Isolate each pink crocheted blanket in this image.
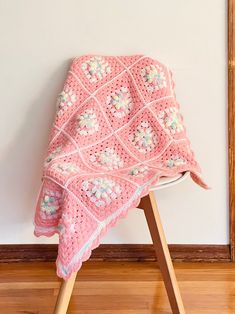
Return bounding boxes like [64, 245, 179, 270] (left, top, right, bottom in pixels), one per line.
[34, 55, 209, 279]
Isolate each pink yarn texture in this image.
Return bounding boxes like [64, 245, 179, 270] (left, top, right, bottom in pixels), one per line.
[34, 55, 209, 279]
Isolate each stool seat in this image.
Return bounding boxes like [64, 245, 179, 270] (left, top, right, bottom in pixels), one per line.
[150, 171, 190, 191]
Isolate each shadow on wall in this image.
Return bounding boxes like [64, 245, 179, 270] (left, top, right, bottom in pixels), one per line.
[0, 59, 71, 225]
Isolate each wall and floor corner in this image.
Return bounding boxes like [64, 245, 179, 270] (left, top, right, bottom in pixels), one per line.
[0, 0, 230, 261]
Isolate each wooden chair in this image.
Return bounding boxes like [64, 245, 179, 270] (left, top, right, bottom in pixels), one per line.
[54, 171, 189, 314]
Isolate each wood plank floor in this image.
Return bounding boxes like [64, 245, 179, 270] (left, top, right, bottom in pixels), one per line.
[0, 261, 235, 314]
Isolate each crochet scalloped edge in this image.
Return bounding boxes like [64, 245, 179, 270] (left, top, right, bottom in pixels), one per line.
[34, 168, 209, 280]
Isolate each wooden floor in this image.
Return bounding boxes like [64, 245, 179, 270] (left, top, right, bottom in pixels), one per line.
[0, 261, 235, 314]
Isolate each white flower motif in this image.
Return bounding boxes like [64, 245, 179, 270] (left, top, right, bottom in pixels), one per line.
[77, 109, 99, 135]
[45, 146, 62, 165]
[56, 86, 77, 116]
[158, 108, 184, 134]
[166, 156, 186, 168]
[82, 177, 121, 207]
[51, 162, 79, 174]
[81, 56, 111, 83]
[57, 223, 65, 235]
[62, 213, 76, 234]
[40, 190, 61, 216]
[107, 86, 132, 118]
[129, 121, 157, 153]
[141, 64, 167, 92]
[89, 148, 124, 170]
[129, 165, 149, 176]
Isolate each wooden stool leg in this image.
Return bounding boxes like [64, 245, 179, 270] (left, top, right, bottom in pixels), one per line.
[54, 271, 78, 314]
[139, 191, 185, 314]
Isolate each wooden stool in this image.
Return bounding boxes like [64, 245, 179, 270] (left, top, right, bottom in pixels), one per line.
[54, 171, 189, 314]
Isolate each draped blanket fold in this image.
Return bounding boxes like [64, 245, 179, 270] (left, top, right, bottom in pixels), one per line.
[34, 55, 209, 279]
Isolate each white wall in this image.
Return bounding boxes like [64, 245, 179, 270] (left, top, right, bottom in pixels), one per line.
[0, 0, 228, 245]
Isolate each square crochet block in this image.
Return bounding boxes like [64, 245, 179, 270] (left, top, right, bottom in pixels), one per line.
[34, 55, 209, 279]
